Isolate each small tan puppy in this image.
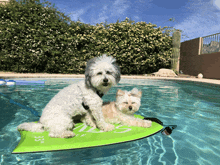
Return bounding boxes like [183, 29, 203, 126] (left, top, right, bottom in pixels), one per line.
[101, 88, 152, 127]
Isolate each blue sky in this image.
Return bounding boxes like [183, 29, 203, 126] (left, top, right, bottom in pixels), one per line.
[16, 0, 220, 43]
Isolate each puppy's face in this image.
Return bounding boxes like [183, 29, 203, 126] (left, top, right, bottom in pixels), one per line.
[90, 62, 117, 94]
[115, 88, 142, 115]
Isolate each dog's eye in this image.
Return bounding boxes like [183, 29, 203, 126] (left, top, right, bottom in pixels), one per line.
[124, 102, 128, 104]
[97, 72, 102, 75]
[132, 102, 136, 104]
[106, 71, 111, 74]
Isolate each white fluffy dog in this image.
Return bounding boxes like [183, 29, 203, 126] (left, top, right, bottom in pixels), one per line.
[17, 54, 121, 138]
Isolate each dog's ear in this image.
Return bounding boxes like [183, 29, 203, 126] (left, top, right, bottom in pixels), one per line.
[131, 88, 138, 93]
[116, 89, 125, 96]
[136, 91, 142, 98]
[131, 88, 142, 98]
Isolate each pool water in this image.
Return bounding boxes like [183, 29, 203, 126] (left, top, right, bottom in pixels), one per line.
[0, 78, 220, 165]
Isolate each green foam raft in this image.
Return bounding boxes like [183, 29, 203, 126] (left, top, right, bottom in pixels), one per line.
[12, 115, 163, 153]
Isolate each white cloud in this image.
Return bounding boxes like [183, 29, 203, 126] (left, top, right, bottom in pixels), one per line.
[66, 0, 131, 26]
[133, 15, 140, 21]
[111, 0, 130, 16]
[213, 0, 220, 10]
[175, 14, 217, 40]
[174, 0, 220, 42]
[70, 8, 87, 22]
[90, 0, 131, 25]
[95, 5, 109, 24]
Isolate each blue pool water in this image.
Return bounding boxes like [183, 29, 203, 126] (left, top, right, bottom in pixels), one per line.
[0, 78, 220, 165]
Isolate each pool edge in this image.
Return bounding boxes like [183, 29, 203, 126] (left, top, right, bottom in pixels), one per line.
[0, 72, 220, 86]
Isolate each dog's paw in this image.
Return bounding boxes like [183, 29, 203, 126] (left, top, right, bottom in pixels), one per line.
[98, 122, 115, 132]
[17, 122, 44, 132]
[49, 130, 75, 138]
[17, 123, 29, 131]
[142, 120, 152, 128]
[88, 122, 97, 128]
[83, 119, 97, 128]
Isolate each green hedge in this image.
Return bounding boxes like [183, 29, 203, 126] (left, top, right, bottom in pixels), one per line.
[0, 0, 173, 74]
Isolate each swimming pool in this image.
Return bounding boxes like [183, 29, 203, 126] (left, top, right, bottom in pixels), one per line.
[0, 78, 220, 165]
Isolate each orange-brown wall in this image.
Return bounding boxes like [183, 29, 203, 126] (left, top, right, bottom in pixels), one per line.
[180, 37, 220, 80]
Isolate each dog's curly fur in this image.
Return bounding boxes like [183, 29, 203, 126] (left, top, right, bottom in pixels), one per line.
[17, 54, 121, 138]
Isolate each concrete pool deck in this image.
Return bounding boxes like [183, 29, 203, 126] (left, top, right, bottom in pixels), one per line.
[0, 71, 220, 86]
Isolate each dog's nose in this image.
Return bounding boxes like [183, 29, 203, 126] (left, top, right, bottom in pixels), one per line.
[129, 106, 132, 110]
[103, 78, 108, 83]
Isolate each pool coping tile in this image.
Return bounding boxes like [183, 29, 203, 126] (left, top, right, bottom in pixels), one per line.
[0, 72, 220, 86]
